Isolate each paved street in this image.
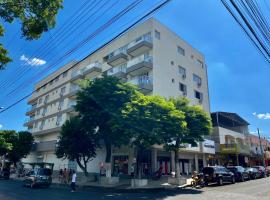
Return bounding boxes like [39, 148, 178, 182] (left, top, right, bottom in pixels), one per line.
[0, 178, 270, 200]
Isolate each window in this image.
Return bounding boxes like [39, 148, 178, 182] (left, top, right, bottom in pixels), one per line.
[155, 30, 160, 39]
[194, 90, 203, 103]
[36, 109, 40, 115]
[178, 66, 186, 79]
[177, 46, 185, 56]
[44, 95, 49, 104]
[40, 120, 45, 130]
[43, 85, 46, 90]
[171, 61, 174, 65]
[55, 76, 59, 82]
[60, 86, 66, 96]
[56, 114, 62, 126]
[34, 122, 38, 129]
[58, 100, 64, 110]
[49, 80, 53, 86]
[179, 83, 187, 96]
[63, 71, 68, 78]
[196, 59, 204, 68]
[42, 107, 47, 116]
[193, 74, 202, 87]
[172, 78, 175, 83]
[38, 98, 43, 104]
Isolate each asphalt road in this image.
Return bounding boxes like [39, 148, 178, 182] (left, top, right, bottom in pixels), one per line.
[0, 177, 270, 200]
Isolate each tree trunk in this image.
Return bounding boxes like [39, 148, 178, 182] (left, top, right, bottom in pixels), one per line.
[174, 150, 180, 178]
[105, 142, 112, 178]
[76, 157, 88, 176]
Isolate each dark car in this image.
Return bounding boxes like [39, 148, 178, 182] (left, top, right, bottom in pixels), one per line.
[253, 166, 266, 178]
[23, 168, 52, 188]
[202, 166, 235, 186]
[227, 166, 250, 182]
[0, 168, 10, 180]
[245, 167, 260, 179]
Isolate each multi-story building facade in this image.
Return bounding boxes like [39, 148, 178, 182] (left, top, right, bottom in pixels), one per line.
[24, 18, 214, 176]
[211, 112, 251, 166]
[248, 134, 270, 166]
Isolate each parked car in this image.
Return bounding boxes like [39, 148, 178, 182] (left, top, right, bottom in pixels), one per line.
[23, 168, 52, 188]
[265, 166, 270, 177]
[202, 166, 235, 186]
[227, 166, 250, 182]
[245, 167, 260, 179]
[252, 166, 266, 178]
[0, 168, 10, 180]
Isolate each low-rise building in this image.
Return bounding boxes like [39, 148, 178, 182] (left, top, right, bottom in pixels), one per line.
[211, 112, 251, 166]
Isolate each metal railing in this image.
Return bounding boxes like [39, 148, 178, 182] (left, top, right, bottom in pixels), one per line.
[128, 75, 153, 86]
[107, 64, 127, 76]
[127, 32, 152, 49]
[107, 46, 127, 59]
[127, 54, 152, 68]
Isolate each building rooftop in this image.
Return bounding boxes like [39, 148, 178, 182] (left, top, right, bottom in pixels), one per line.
[211, 112, 249, 127]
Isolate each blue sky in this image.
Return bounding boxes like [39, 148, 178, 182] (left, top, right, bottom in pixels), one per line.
[0, 0, 269, 137]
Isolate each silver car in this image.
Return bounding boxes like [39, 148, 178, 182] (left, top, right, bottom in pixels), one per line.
[23, 168, 52, 188]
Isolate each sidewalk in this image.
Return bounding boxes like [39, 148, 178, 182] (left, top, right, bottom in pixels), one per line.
[10, 174, 191, 190]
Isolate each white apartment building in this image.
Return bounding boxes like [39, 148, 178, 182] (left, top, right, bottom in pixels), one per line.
[24, 18, 214, 176]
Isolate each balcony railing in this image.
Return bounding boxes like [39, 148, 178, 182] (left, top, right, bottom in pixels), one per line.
[220, 143, 250, 155]
[81, 62, 101, 74]
[127, 33, 152, 49]
[24, 117, 35, 124]
[70, 84, 81, 93]
[107, 64, 127, 76]
[107, 46, 127, 60]
[26, 104, 37, 112]
[127, 54, 152, 68]
[129, 75, 153, 86]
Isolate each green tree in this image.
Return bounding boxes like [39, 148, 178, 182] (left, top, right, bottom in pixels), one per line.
[121, 95, 186, 178]
[76, 76, 138, 176]
[55, 116, 98, 176]
[0, 130, 15, 156]
[164, 98, 212, 178]
[0, 0, 63, 69]
[6, 131, 33, 165]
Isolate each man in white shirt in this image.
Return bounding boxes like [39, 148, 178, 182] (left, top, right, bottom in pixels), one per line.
[70, 170, 77, 192]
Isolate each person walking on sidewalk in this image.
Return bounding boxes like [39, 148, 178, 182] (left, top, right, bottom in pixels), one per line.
[70, 170, 77, 192]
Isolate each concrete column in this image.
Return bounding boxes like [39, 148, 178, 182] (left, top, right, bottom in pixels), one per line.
[195, 154, 199, 171]
[203, 153, 207, 167]
[151, 148, 157, 173]
[170, 151, 175, 172]
[128, 148, 135, 175]
[188, 160, 192, 175]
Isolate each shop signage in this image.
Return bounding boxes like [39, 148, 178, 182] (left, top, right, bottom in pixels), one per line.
[202, 139, 215, 154]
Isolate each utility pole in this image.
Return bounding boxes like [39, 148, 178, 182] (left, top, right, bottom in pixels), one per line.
[257, 128, 266, 167]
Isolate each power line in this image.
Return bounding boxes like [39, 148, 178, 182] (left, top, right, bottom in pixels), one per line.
[0, 0, 171, 114]
[4, 0, 138, 98]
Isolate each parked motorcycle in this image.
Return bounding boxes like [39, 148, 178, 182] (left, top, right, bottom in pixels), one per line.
[191, 171, 204, 188]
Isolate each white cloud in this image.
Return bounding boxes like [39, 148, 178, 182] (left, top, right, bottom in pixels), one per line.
[0, 124, 2, 129]
[252, 112, 270, 120]
[20, 54, 46, 66]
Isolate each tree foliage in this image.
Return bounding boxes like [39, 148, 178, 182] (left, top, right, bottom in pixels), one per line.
[76, 76, 138, 164]
[0, 130, 33, 165]
[0, 0, 63, 69]
[55, 116, 98, 176]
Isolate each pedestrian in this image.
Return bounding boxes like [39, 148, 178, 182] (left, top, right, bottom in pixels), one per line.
[130, 165, 134, 178]
[63, 168, 68, 184]
[70, 170, 77, 192]
[59, 169, 63, 183]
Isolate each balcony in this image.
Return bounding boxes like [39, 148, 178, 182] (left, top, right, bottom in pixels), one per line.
[26, 104, 37, 116]
[67, 84, 81, 98]
[24, 117, 35, 126]
[128, 75, 153, 94]
[220, 143, 250, 155]
[127, 33, 152, 57]
[107, 47, 128, 66]
[70, 70, 83, 82]
[35, 140, 57, 152]
[107, 64, 127, 80]
[82, 62, 102, 78]
[66, 100, 77, 114]
[126, 54, 153, 76]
